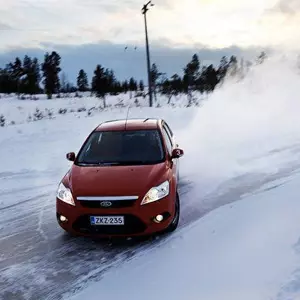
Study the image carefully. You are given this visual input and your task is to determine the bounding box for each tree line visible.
[0,50,267,100]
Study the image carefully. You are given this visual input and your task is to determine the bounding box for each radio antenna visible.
[125,104,131,130]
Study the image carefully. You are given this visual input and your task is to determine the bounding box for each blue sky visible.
[0,0,298,83]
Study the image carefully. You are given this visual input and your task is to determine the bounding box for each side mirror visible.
[66,152,76,161]
[171,148,184,159]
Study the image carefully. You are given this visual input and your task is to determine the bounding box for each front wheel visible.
[165,192,180,233]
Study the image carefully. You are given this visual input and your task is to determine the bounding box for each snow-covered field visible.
[1,55,300,300]
[0,91,198,126]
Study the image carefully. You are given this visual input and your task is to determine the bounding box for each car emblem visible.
[100,201,112,207]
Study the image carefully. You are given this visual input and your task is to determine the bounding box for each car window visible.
[163,124,174,146]
[76,130,165,166]
[164,122,173,138]
[162,127,173,155]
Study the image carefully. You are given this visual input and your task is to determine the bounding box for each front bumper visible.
[56,194,176,237]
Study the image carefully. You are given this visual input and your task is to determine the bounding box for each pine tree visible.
[170,74,182,94]
[91,64,107,104]
[7,57,23,95]
[0,67,13,93]
[129,77,137,98]
[139,80,144,92]
[256,51,267,64]
[122,80,129,93]
[41,51,61,99]
[161,79,172,103]
[21,56,41,95]
[183,54,200,100]
[217,56,229,83]
[77,69,89,92]
[31,57,41,94]
[105,69,116,94]
[227,55,238,77]
[202,65,218,93]
[150,63,163,101]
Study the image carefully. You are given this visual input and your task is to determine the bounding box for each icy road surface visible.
[2,167,300,300]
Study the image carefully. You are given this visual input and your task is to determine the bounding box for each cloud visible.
[0,0,298,52]
[268,0,300,15]
[0,22,12,30]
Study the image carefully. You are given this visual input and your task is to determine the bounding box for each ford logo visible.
[100,201,112,207]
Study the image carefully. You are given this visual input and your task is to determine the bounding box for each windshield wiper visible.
[78,161,122,166]
[77,161,154,166]
[98,162,122,166]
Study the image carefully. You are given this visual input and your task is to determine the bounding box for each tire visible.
[165,192,180,233]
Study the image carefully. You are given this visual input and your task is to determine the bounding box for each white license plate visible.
[90,216,124,225]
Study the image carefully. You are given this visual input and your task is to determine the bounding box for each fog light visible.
[154,215,163,223]
[60,215,68,222]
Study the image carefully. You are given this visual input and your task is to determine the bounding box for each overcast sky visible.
[0,0,298,82]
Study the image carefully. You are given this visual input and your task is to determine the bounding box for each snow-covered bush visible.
[0,115,5,127]
[45,108,54,119]
[58,108,67,114]
[75,92,83,98]
[134,98,140,107]
[33,108,44,121]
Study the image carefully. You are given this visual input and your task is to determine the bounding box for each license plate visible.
[90,216,124,225]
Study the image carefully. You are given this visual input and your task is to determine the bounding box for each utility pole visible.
[142,1,154,107]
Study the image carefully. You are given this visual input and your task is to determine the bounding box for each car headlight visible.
[141,180,169,205]
[56,182,75,206]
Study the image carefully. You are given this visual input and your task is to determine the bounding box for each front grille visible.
[79,200,136,209]
[72,214,147,235]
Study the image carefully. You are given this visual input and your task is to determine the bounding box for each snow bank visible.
[67,173,300,300]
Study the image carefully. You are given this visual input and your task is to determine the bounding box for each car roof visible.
[95,118,161,132]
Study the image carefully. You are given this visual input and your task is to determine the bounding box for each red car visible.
[56,118,184,238]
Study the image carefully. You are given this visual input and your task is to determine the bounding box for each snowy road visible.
[0,172,196,300]
[1,162,300,300]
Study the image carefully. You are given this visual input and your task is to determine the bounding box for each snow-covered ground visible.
[68,172,300,300]
[0,91,199,126]
[1,55,300,300]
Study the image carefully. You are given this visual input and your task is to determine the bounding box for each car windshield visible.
[76,129,165,166]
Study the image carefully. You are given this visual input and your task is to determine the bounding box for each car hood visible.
[68,162,168,198]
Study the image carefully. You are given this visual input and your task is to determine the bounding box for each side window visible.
[164,122,173,138]
[162,127,172,155]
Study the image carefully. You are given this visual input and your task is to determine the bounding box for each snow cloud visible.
[0,0,299,51]
[181,54,300,198]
